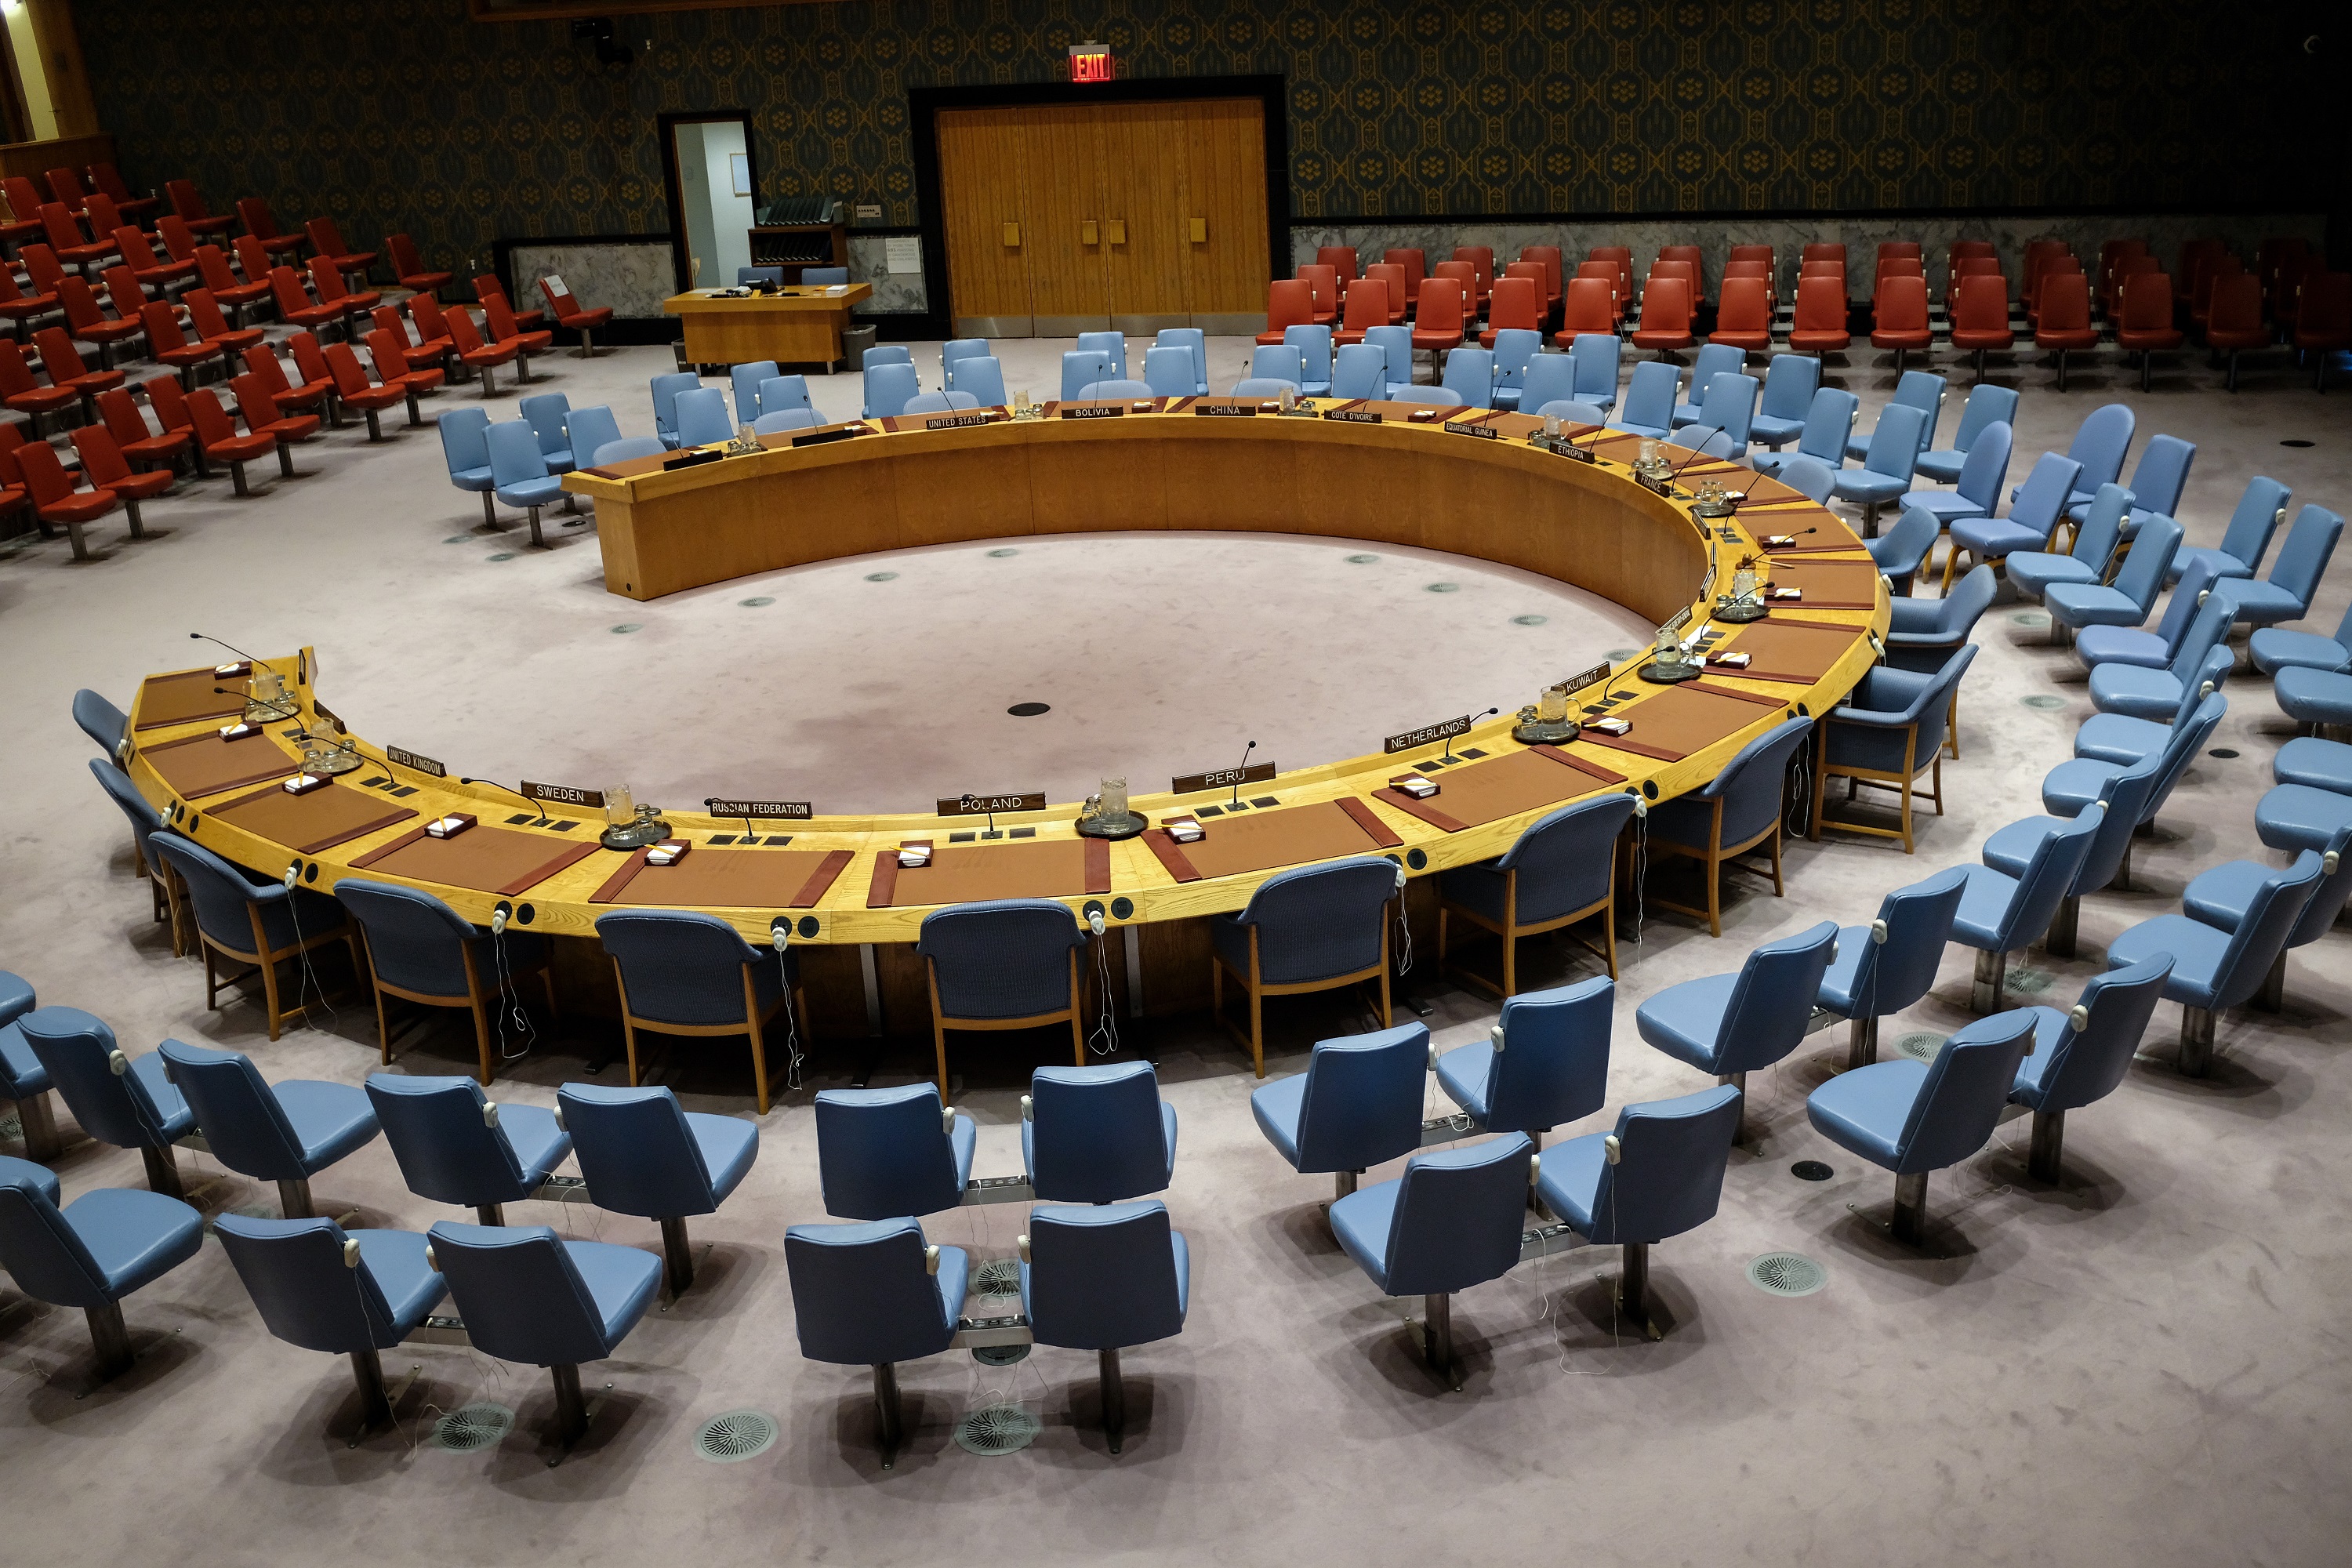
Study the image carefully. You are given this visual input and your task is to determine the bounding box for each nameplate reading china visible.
[1384,714,1475,754]
[1061,404,1123,419]
[1556,660,1615,698]
[386,745,446,779]
[937,792,1047,817]
[1444,420,1499,439]
[1196,404,1257,416]
[1323,408,1382,424]
[924,412,997,430]
[707,799,814,821]
[1171,761,1278,795]
[521,780,605,810]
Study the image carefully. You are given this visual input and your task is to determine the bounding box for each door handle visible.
[1002,222,1021,249]
[1189,216,1207,244]
[1081,220,1098,246]
[1106,219,1127,245]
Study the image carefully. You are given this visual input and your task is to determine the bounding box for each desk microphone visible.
[1668,433,1720,486]
[706,796,764,844]
[189,631,273,669]
[1232,739,1256,808]
[1769,527,1819,546]
[1444,709,1500,763]
[462,777,549,826]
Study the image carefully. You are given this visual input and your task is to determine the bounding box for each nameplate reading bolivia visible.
[522,780,604,809]
[1061,404,1123,419]
[938,792,1047,817]
[1323,408,1381,424]
[707,799,814,821]
[1444,419,1499,439]
[386,745,446,778]
[1384,714,1475,754]
[1171,760,1277,794]
[924,412,997,430]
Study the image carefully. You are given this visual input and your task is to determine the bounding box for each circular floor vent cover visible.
[971,1258,1022,1298]
[430,1402,515,1452]
[2006,967,2055,996]
[693,1409,779,1463]
[954,1403,1041,1456]
[1896,1031,1942,1061]
[1746,1252,1828,1298]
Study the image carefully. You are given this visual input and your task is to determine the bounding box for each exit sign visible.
[1069,42,1114,82]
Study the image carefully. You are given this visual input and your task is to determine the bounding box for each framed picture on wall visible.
[730,154,752,198]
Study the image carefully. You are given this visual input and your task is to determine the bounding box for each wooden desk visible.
[663,284,874,368]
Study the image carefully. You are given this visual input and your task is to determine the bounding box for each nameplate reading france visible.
[1443,419,1499,439]
[938,792,1047,816]
[522,780,604,810]
[1061,404,1123,419]
[924,412,997,430]
[708,799,814,821]
[1323,408,1381,424]
[386,745,446,779]
[1171,761,1276,794]
[1384,715,1474,755]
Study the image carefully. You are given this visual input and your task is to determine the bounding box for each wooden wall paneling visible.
[1179,99,1270,322]
[891,441,1035,546]
[1098,100,1192,331]
[935,109,1033,333]
[1025,424,1172,534]
[1020,106,1110,334]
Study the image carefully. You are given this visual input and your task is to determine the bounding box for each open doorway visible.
[660,111,758,292]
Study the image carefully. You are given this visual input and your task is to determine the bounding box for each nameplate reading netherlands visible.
[708,798,814,821]
[522,780,604,809]
[1443,419,1499,439]
[386,745,446,779]
[924,412,997,430]
[1171,761,1277,794]
[938,792,1047,816]
[1384,715,1475,755]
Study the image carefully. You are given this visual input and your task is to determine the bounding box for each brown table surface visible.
[1159,799,1394,881]
[1714,621,1865,684]
[1589,681,1786,763]
[208,780,418,856]
[1377,748,1613,833]
[349,823,608,897]
[875,838,1097,908]
[1767,558,1882,608]
[594,845,851,908]
[144,730,301,799]
[136,667,251,730]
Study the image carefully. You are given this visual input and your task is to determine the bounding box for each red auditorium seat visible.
[230,370,322,448]
[44,166,91,213]
[186,386,281,495]
[1314,246,1358,292]
[166,180,239,238]
[143,375,209,475]
[2292,271,2352,389]
[1430,261,1478,325]
[1707,276,1773,352]
[1656,245,1706,308]
[1382,249,1427,308]
[1479,276,1541,347]
[198,244,271,324]
[365,328,444,423]
[111,227,193,289]
[141,303,226,389]
[2032,271,2100,390]
[100,264,156,326]
[1948,273,2016,377]
[1786,275,1850,353]
[2190,254,2241,330]
[32,324,125,415]
[2175,238,2227,308]
[472,274,545,332]
[1361,263,1408,325]
[183,286,267,358]
[15,434,126,558]
[1869,274,1933,371]
[0,267,56,339]
[2027,256,2082,326]
[235,198,309,261]
[303,217,376,281]
[71,423,174,520]
[370,304,450,374]
[96,387,193,473]
[2114,270,2183,390]
[1628,276,1693,353]
[1554,277,1617,344]
[405,295,461,365]
[441,306,519,395]
[1451,246,1494,309]
[86,162,160,223]
[1574,260,1625,325]
[18,243,68,300]
[386,232,452,297]
[270,266,345,336]
[1410,277,1465,353]
[1333,277,1388,346]
[307,253,383,329]
[243,339,335,423]
[1258,278,1312,344]
[2201,273,2271,391]
[536,276,614,355]
[1296,263,1340,327]
[321,340,408,440]
[1519,245,1565,316]
[0,180,43,255]
[37,202,114,273]
[0,336,77,433]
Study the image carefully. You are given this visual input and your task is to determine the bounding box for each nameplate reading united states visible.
[1323,408,1381,423]
[938,792,1047,816]
[1384,715,1475,754]
[386,745,446,778]
[1171,761,1277,794]
[522,780,604,809]
[707,799,813,820]
[924,412,997,430]
[1444,419,1499,439]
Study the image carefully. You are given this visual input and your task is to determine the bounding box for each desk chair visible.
[1749,387,1856,481]
[1247,343,1305,390]
[1283,323,1334,395]
[1748,354,1820,448]
[594,910,802,1115]
[1153,328,1210,394]
[517,391,574,472]
[1915,384,2018,484]
[336,880,557,1089]
[1023,1063,1177,1204]
[1143,345,1197,398]
[729,358,780,423]
[1777,455,1835,504]
[2069,433,2193,543]
[785,1217,966,1468]
[1251,1021,1428,1200]
[1899,419,2011,539]
[1831,401,1928,536]
[1606,360,1679,437]
[2006,958,2172,1180]
[156,1040,379,1219]
[1647,715,1814,935]
[1059,350,1114,404]
[815,1082,975,1219]
[2107,850,2325,1076]
[1437,793,1635,994]
[562,405,622,473]
[2212,505,2343,633]
[2180,824,2352,1012]
[0,974,61,1160]
[88,758,184,951]
[1869,506,1940,597]
[2077,557,2223,673]
[0,1154,203,1384]
[365,1073,572,1225]
[1815,866,1969,1068]
[1951,805,2103,1011]
[915,898,1087,1097]
[1212,857,1396,1077]
[1811,645,1977,851]
[1569,331,1621,412]
[2169,475,2289,585]
[151,833,356,1042]
[17,1007,194,1195]
[1944,452,2085,592]
[557,1083,757,1295]
[1019,1201,1189,1453]
[756,372,814,417]
[649,372,699,448]
[671,385,734,446]
[2045,515,2183,647]
[1671,345,1744,426]
[1433,975,1613,1142]
[1637,920,1839,1138]
[803,267,849,285]
[485,419,571,546]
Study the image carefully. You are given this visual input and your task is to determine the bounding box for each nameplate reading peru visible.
[1171,761,1277,794]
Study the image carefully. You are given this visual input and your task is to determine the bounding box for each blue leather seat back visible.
[785,1217,958,1365]
[1855,867,1969,1015]
[20,1006,173,1149]
[1716,920,1840,1074]
[2031,957,2172,1114]
[1029,1063,1170,1203]
[2211,853,2325,1011]
[1024,1201,1185,1350]
[439,405,492,473]
[0,1159,111,1307]
[1579,1084,1744,1244]
[427,1222,615,1366]
[1296,1022,1428,1172]
[89,757,164,871]
[916,898,1083,1021]
[729,359,779,423]
[557,1084,718,1217]
[158,1039,306,1179]
[815,1083,962,1220]
[214,1214,395,1353]
[673,386,735,445]
[1382,1133,1535,1296]
[1488,977,1613,1131]
[1896,1011,2038,1173]
[2067,403,2135,492]
[366,1074,531,1207]
[485,419,550,485]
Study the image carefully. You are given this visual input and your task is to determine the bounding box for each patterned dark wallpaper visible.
[77,0,2300,277]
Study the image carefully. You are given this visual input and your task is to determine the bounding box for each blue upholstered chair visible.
[941,337,989,385]
[2072,433,2192,543]
[1488,327,1542,408]
[1749,387,1856,481]
[1950,805,2103,1011]
[1777,454,1836,504]
[2105,851,2325,1076]
[1059,349,1115,404]
[804,267,849,285]
[1247,343,1304,390]
[1149,326,1207,394]
[1519,348,1578,416]
[1805,1009,2036,1244]
[517,390,574,471]
[156,1039,378,1218]
[1434,975,1613,1139]
[2050,689,2229,838]
[1606,360,1679,437]
[1914,383,2017,484]
[437,405,499,525]
[1898,418,2009,528]
[73,686,127,757]
[484,419,571,546]
[862,345,912,371]
[2087,595,2232,719]
[1533,1084,1743,1338]
[815,1082,974,1219]
[2078,557,2224,673]
[903,390,981,414]
[671,384,734,446]
[750,409,820,436]
[1143,344,1198,398]
[1846,368,1946,461]
[17,1007,194,1194]
[1234,376,1309,400]
[1283,322,1334,395]
[2168,475,2289,585]
[2030,402,2135,510]
[784,1217,966,1468]
[593,909,800,1115]
[1569,330,1621,412]
[1251,1020,1427,1199]
[2250,599,2352,678]
[1868,505,1940,597]
[1637,920,1839,1131]
[648,372,699,449]
[336,878,555,1089]
[2272,739,2352,794]
[1023,1062,1177,1203]
[556,1083,756,1294]
[1685,369,1756,454]
[1816,866,1969,1068]
[0,1153,204,1382]
[2256,780,2352,862]
[1437,793,1635,993]
[2180,825,2352,1012]
[1074,330,1125,377]
[150,832,357,1042]
[1980,731,2176,962]
[1328,1132,1536,1388]
[213,1214,448,1436]
[89,757,183,950]
[1942,450,2083,592]
[728,359,780,423]
[1832,401,1928,536]
[1649,715,1814,935]
[1018,1200,1189,1452]
[915,898,1087,1096]
[735,267,783,287]
[942,354,1005,408]
[1331,341,1387,401]
[0,974,60,1160]
[1439,344,1495,408]
[1535,398,1610,427]
[1813,646,1978,851]
[561,405,620,474]
[1212,857,1397,1076]
[1746,351,1819,448]
[860,361,920,420]
[1671,344,1744,426]
[755,372,814,417]
[365,1073,572,1225]
[2006,957,2172,1181]
[425,1219,664,1454]
[2008,482,2131,604]
[1362,324,1413,394]
[2045,514,2183,645]
[2274,666,2352,735]
[2213,505,2343,632]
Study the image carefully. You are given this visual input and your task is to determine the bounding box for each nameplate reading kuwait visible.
[1171,761,1277,794]
[1556,660,1615,697]
[522,780,604,809]
[924,412,998,430]
[707,799,814,820]
[1383,714,1475,754]
[937,792,1047,816]
[386,745,446,778]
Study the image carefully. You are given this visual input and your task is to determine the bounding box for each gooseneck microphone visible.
[1232,739,1256,807]
[462,777,549,826]
[1445,709,1500,764]
[190,631,272,668]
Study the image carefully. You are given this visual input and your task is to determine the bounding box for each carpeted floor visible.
[1,324,2349,1566]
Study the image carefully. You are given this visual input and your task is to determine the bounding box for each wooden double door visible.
[936,98,1269,339]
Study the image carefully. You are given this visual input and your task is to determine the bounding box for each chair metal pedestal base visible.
[548,1362,590,1456]
[1617,1241,1661,1340]
[2179,1005,2216,1077]
[86,1301,134,1383]
[1718,1072,1748,1142]
[1846,1016,1878,1070]
[277,1178,314,1219]
[351,1347,393,1434]
[2256,951,2286,1014]
[2027,1109,2065,1183]
[1334,1170,1359,1201]
[474,1203,504,1226]
[1422,1291,1462,1391]
[659,1215,696,1295]
[1098,1347,1127,1454]
[2045,895,2082,960]
[10,1091,61,1160]
[479,490,496,527]
[1971,947,2009,1013]
[1891,1170,1929,1245]
[873,1361,902,1468]
[141,1144,184,1200]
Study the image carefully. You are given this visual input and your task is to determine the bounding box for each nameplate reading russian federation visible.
[938,792,1047,817]
[1171,761,1277,794]
[924,412,997,430]
[1195,404,1257,416]
[1385,715,1475,754]
[522,780,605,810]
[387,745,447,779]
[1556,660,1615,697]
[1060,404,1123,419]
[1444,419,1499,439]
[707,799,814,821]
[1323,408,1381,424]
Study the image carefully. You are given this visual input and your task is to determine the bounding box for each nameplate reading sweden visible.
[1384,714,1475,754]
[1171,761,1277,794]
[522,780,604,809]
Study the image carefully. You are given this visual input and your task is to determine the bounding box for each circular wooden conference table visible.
[125,401,1887,1070]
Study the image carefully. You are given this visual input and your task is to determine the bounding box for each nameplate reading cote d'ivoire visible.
[1384,715,1475,754]
[937,792,1047,817]
[1443,420,1499,439]
[924,412,997,430]
[1322,408,1381,424]
[1171,760,1277,795]
[522,781,605,810]
[706,799,814,821]
[386,745,446,778]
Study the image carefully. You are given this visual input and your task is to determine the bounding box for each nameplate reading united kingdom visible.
[707,799,813,820]
[1171,760,1277,794]
[1061,404,1123,419]
[1443,419,1499,439]
[522,780,604,809]
[1195,404,1257,416]
[1384,715,1475,754]
[938,792,1047,816]
[1323,408,1381,424]
[386,745,446,778]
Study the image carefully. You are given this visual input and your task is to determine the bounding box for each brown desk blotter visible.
[866,837,1108,909]
[1766,558,1881,608]
[349,824,604,898]
[207,779,417,855]
[1716,621,1867,684]
[1371,747,1621,833]
[136,666,252,731]
[143,729,302,799]
[1581,681,1787,764]
[592,845,855,909]
[1140,799,1399,885]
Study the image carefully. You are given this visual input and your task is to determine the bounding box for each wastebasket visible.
[839,323,878,369]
